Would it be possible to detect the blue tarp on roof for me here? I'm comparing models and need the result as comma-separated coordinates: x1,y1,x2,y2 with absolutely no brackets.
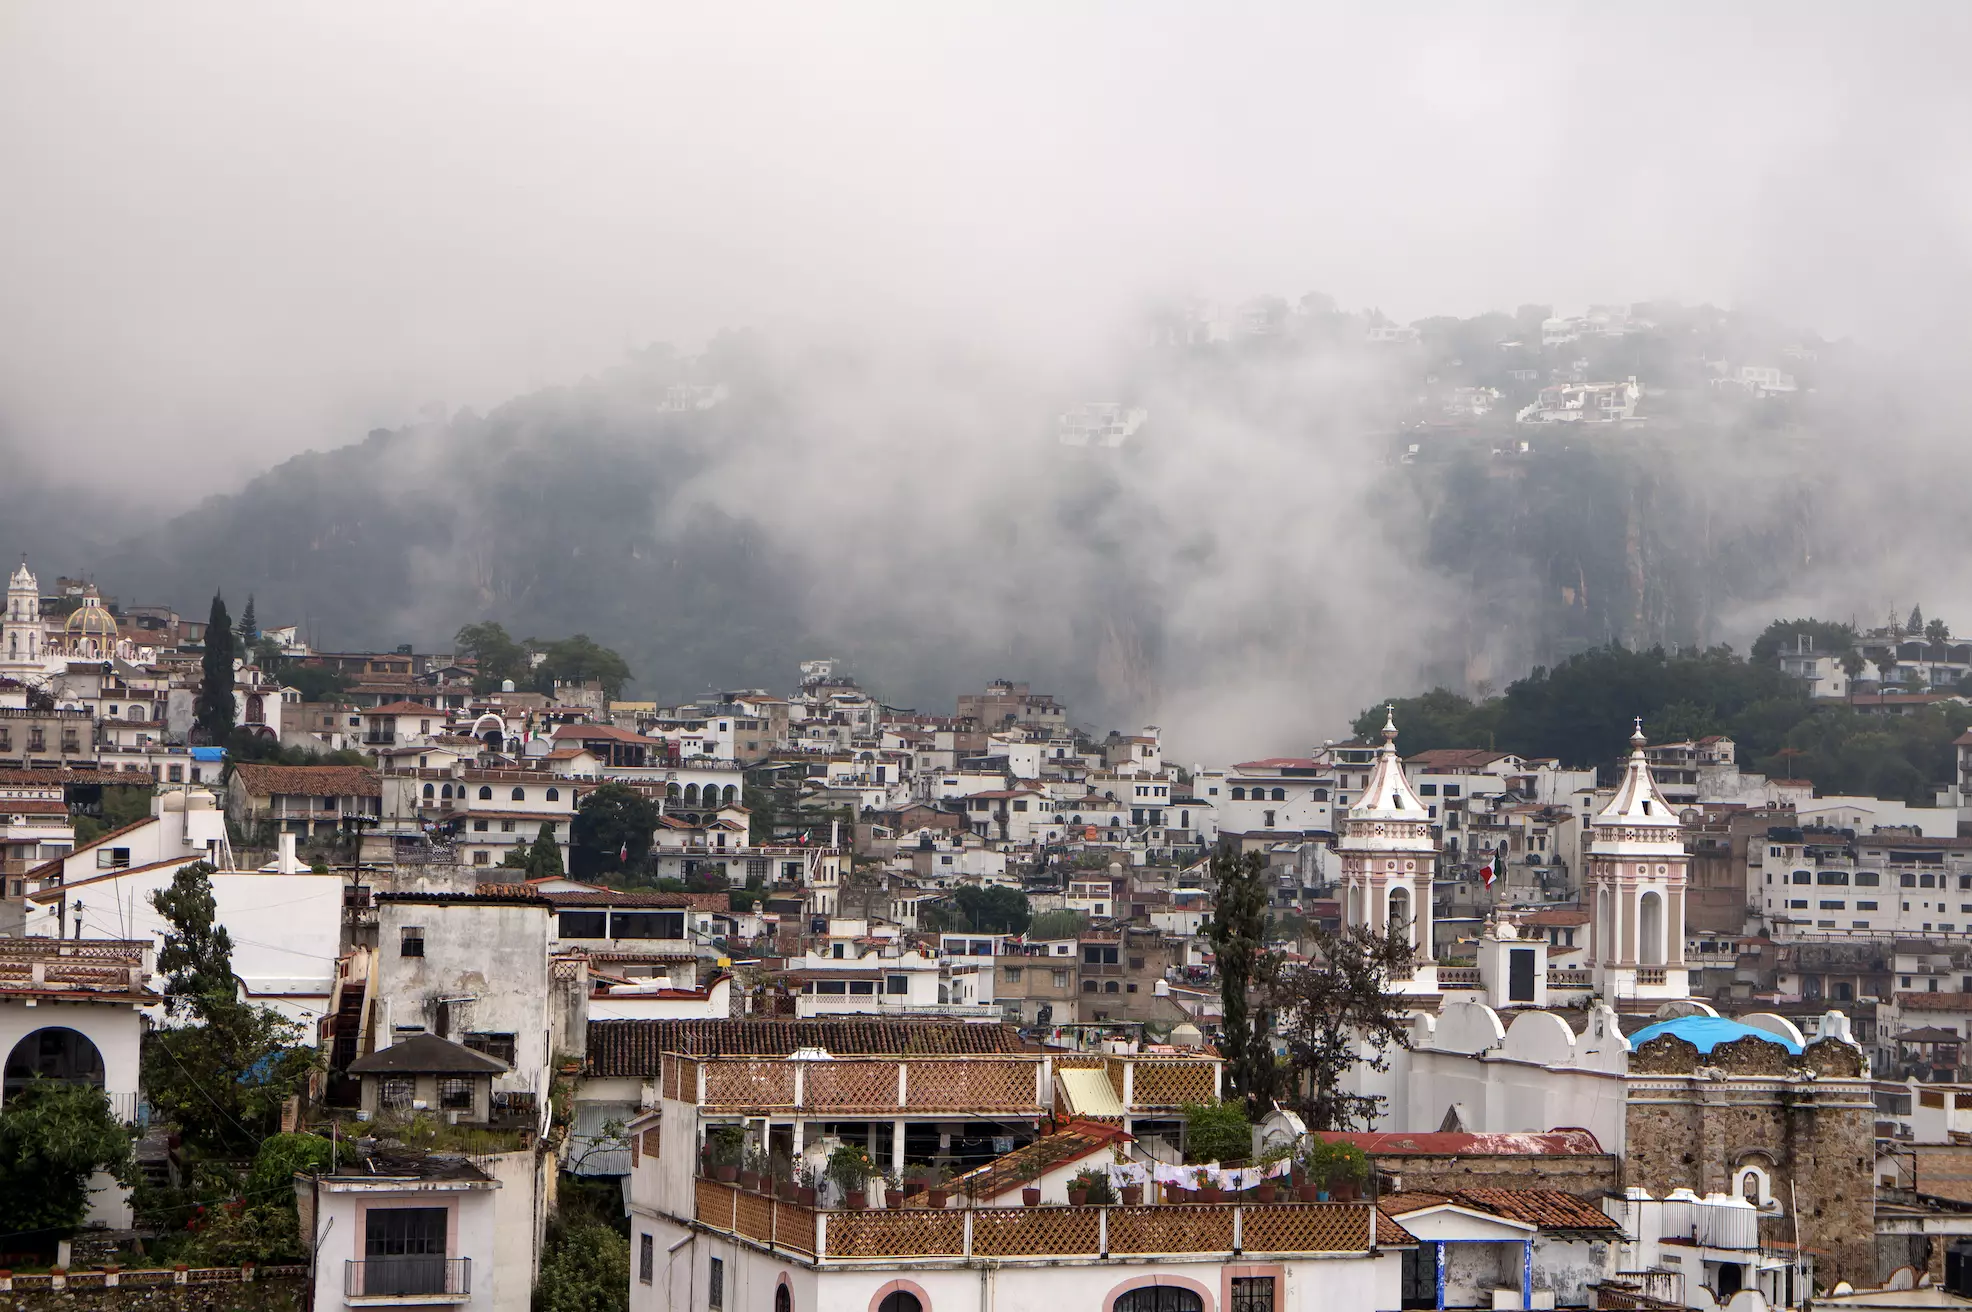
189,747,226,762
1629,1016,1801,1055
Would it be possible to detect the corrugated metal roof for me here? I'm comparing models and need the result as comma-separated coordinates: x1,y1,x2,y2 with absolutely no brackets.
1058,1066,1125,1118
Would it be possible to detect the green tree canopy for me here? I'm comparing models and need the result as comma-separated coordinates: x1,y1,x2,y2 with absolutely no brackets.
1206,846,1275,1118
152,862,236,1015
1027,909,1088,940
531,633,633,699
949,885,1030,935
570,782,660,878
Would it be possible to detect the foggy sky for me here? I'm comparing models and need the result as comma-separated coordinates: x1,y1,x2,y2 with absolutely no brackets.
5,3,1970,487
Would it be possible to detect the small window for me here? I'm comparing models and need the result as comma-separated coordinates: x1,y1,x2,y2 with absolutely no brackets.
1819,900,1844,910
1230,1276,1277,1312
400,926,425,957
1419,784,1437,796
1856,871,1880,886
1105,980,1119,993
887,975,909,995
380,1077,415,1110
708,1256,724,1310
1271,788,1285,801
849,980,875,995
1858,901,1879,911
1004,967,1022,983
1791,871,1812,885
1083,980,1098,993
478,785,493,800
438,1077,474,1110
464,1032,517,1066
512,787,526,802
546,787,560,801
639,1234,653,1284
473,818,489,832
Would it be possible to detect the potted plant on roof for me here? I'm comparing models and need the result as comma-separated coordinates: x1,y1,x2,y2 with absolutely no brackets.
1323,1139,1369,1202
708,1126,744,1183
795,1161,818,1208
1193,1165,1223,1204
827,1143,878,1210
1255,1143,1292,1204
771,1149,797,1202
1068,1166,1114,1207
739,1142,767,1193
1297,1139,1333,1202
924,1162,951,1209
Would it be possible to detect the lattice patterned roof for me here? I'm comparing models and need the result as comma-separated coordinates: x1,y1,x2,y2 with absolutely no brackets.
585,1017,1030,1074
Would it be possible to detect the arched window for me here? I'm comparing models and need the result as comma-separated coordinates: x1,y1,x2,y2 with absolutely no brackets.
545,787,559,801
1388,885,1411,942
776,1287,792,1312
5,1027,105,1097
512,787,526,802
666,783,681,799
1113,1289,1203,1312
1271,787,1286,801
1105,980,1119,993
724,785,738,806
877,1293,923,1312
441,783,454,799
684,784,700,805
422,783,435,799
1230,787,1245,801
479,786,493,800
1312,788,1328,801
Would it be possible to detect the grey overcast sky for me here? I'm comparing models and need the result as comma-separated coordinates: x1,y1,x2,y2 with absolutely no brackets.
3,3,1969,488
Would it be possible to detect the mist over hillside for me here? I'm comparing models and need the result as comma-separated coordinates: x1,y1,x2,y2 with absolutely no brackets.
18,298,1951,760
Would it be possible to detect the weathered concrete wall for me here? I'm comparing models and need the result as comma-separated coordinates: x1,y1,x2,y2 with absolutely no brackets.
0,1276,304,1312
1378,1152,1622,1197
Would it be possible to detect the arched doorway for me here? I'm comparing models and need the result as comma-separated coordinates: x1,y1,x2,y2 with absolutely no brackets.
877,1293,923,1312
1387,885,1411,946
4,1026,106,1098
1639,891,1665,966
775,1286,792,1312
1113,1288,1205,1312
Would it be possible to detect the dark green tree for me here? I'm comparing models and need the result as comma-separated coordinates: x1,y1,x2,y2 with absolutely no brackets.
951,885,1030,934
533,1200,629,1312
570,782,660,877
0,1080,132,1240
1268,924,1415,1130
501,823,566,879
1205,845,1275,1117
455,621,529,691
531,633,633,699
195,593,236,744
152,861,236,1015
237,595,258,644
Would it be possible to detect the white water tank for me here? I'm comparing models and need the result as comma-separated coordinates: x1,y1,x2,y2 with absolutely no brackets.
1661,1187,1700,1241
1695,1193,1759,1249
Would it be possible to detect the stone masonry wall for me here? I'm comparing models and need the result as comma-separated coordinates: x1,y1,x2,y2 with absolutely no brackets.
1625,1083,1875,1285
0,1276,304,1312
1376,1152,1622,1197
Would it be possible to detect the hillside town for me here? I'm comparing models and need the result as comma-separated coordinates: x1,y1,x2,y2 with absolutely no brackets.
7,559,1972,1312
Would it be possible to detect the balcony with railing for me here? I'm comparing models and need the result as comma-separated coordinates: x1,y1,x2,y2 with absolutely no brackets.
1436,967,1481,988
344,1257,470,1303
692,1178,1396,1264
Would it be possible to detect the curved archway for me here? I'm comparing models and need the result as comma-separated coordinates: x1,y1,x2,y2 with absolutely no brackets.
511,787,526,802
1106,1275,1212,1312
723,785,738,806
868,1280,931,1312
422,783,435,800
545,787,559,802
1638,890,1665,967
478,786,493,801
4,1026,105,1097
1387,884,1411,944
683,784,700,806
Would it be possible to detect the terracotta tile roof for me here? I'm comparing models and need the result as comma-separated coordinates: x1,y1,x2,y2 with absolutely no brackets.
1406,749,1512,769
230,763,381,798
0,769,133,787
552,723,651,744
1455,1188,1623,1232
949,1120,1131,1201
546,890,725,911
584,1017,1030,1074
1897,992,1972,1011
0,798,69,815
1513,908,1591,927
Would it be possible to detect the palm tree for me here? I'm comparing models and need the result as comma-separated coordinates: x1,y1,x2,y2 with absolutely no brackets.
1839,649,1866,704
1926,618,1951,689
1875,651,1900,696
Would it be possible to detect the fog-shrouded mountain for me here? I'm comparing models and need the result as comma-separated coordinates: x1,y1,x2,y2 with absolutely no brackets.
22,303,1954,758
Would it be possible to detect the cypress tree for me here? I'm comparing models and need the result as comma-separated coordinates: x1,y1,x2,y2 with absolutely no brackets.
1206,844,1276,1118
196,593,237,744
237,594,258,643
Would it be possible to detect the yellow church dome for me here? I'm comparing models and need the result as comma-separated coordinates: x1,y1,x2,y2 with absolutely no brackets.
65,591,118,637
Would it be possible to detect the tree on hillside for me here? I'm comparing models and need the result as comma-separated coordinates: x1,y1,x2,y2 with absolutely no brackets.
1750,618,1856,663
501,822,566,880
950,884,1030,935
532,633,633,699
1028,909,1088,940
455,621,529,691
1268,924,1414,1131
570,783,660,878
1839,649,1867,704
195,593,236,744
0,1081,132,1241
153,862,236,1014
237,595,258,644
1205,845,1275,1118
1911,605,1925,634
144,864,317,1153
